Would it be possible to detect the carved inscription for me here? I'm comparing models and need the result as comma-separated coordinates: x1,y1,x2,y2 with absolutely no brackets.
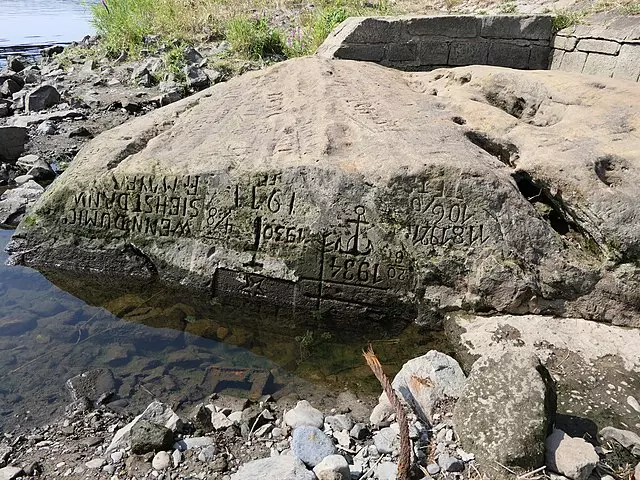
406,178,491,248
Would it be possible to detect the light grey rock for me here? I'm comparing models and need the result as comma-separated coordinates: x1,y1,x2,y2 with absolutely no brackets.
36,120,56,135
0,180,44,226
312,454,350,480
197,445,216,462
369,398,394,428
173,436,215,451
426,463,440,475
172,449,181,467
110,451,123,463
152,451,171,470
0,466,23,480
325,414,354,432
231,455,315,480
106,401,183,453
292,426,337,467
1,79,21,97
437,454,464,473
16,154,40,169
376,461,398,480
599,426,640,456
0,126,27,162
390,350,466,422
627,395,640,413
130,419,174,454
333,429,350,447
25,85,60,112
211,411,233,430
284,400,324,429
545,429,598,480
453,350,556,478
14,175,33,185
373,425,399,454
85,458,106,469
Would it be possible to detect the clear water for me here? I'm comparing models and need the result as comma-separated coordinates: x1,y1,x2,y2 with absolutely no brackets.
0,228,447,431
0,0,96,66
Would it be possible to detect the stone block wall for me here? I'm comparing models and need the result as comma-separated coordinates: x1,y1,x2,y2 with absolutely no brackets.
550,16,640,82
317,15,554,70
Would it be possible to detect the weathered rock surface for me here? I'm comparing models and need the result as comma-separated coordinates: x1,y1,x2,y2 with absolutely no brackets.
545,429,599,480
389,350,466,422
230,455,316,480
599,426,640,456
0,180,44,226
292,426,337,467
284,400,324,429
312,454,350,480
7,57,640,326
130,419,174,454
453,350,556,478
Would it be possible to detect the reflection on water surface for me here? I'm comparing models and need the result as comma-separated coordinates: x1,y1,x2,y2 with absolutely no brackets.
0,229,450,430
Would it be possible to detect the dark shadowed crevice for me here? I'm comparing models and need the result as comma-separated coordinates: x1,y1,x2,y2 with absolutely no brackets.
465,130,519,167
594,154,628,187
512,173,604,259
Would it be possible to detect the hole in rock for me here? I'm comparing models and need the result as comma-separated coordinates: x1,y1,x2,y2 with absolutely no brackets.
594,154,628,187
465,130,519,167
512,172,576,236
452,116,466,125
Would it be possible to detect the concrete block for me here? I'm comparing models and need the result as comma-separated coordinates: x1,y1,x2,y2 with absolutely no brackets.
576,38,620,55
406,15,480,38
487,41,530,69
549,50,564,70
449,40,489,65
480,15,553,40
552,35,577,51
612,43,640,82
530,45,551,69
582,52,616,78
343,17,398,44
418,40,451,65
386,43,418,62
559,50,588,73
333,44,386,62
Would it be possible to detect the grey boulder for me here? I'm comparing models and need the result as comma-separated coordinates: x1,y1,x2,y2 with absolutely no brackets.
231,455,315,480
453,350,556,478
312,454,350,480
292,426,337,467
545,429,599,480
130,419,174,454
0,180,44,226
26,85,60,112
0,126,27,162
390,350,466,422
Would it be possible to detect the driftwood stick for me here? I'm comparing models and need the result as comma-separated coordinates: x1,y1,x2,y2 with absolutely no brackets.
363,345,411,480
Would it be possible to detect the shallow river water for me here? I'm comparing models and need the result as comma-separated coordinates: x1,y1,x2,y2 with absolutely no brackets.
0,228,448,431
0,0,95,66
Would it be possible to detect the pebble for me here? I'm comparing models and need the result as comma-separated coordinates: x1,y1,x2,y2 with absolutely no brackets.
426,463,440,475
172,449,182,468
110,451,123,463
627,396,640,413
152,451,171,470
373,425,399,454
85,458,105,469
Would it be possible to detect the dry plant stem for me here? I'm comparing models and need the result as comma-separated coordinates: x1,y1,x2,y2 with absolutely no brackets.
363,345,411,480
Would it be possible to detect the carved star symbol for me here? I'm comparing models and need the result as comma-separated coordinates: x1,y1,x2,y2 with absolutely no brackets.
241,274,266,297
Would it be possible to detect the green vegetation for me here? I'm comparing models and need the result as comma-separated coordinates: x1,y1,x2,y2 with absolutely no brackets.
226,17,285,60
90,0,390,61
552,9,587,30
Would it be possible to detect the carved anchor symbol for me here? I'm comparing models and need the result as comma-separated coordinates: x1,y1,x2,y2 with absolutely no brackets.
335,205,373,256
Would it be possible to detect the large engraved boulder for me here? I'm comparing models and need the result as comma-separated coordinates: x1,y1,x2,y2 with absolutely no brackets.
7,57,640,326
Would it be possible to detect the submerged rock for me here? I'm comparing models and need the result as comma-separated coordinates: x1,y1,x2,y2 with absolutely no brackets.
7,57,640,326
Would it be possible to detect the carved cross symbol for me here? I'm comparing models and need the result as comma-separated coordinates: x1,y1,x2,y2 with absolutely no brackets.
241,274,266,297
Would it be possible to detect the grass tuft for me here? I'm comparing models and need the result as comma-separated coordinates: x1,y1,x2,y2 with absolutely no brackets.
226,17,285,60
